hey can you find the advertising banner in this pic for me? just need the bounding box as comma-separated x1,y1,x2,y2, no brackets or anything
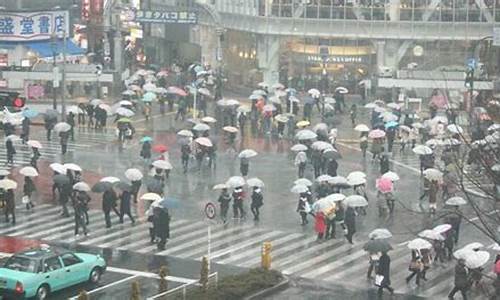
0,10,69,41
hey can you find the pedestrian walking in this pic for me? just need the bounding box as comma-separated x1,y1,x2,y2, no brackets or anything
78,103,86,125
447,212,462,245
23,176,35,210
44,117,55,141
360,137,368,158
448,258,470,299
315,211,326,241
30,147,41,171
102,188,119,228
74,193,88,236
250,187,263,221
232,186,245,218
75,190,90,225
326,158,338,177
376,251,394,297
59,131,69,155
67,112,76,141
154,206,170,250
181,143,191,173
380,154,390,174
240,157,250,177
140,140,152,164
4,189,15,224
5,139,15,166
294,151,307,178
58,183,72,217
21,117,30,144
131,179,142,203
146,205,156,243
367,250,381,279
119,190,135,224
406,250,424,285
344,205,356,244
218,188,231,223
349,104,357,126
297,193,311,225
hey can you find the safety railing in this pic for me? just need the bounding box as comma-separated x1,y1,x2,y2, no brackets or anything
147,272,218,300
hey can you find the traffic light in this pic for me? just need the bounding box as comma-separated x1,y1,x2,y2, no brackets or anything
12,97,25,108
0,91,25,109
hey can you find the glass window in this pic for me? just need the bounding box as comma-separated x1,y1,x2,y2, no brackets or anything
43,256,62,272
3,256,38,273
60,253,82,267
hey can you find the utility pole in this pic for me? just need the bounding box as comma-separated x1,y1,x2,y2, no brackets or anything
60,30,67,121
50,33,58,110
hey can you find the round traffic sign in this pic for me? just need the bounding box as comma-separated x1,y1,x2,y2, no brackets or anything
205,202,216,219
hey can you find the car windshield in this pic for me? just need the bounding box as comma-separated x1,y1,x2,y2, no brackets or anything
3,256,38,273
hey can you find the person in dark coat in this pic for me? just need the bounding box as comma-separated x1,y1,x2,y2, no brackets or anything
140,141,152,162
218,188,231,223
181,143,191,173
67,112,76,141
75,190,91,225
240,157,249,177
296,193,309,225
30,147,41,170
58,182,72,217
119,190,135,224
326,159,338,177
380,154,390,174
23,176,35,210
21,117,30,144
74,192,88,236
44,117,56,141
344,206,356,244
5,139,15,166
59,131,69,155
447,211,462,245
377,251,394,296
131,180,142,203
102,188,119,228
405,250,423,285
154,207,170,250
232,186,245,218
448,258,470,299
250,187,263,221
4,189,15,224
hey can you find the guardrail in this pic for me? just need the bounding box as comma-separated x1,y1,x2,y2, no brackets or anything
147,272,218,300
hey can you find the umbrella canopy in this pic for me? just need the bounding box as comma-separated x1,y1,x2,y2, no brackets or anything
412,145,433,155
152,160,173,170
324,193,346,202
408,238,433,250
387,102,401,110
213,183,229,190
347,177,366,186
198,88,211,96
291,184,309,194
141,193,162,202
329,176,349,186
195,137,213,147
344,195,368,207
423,168,443,181
296,129,317,140
433,224,452,234
140,136,153,143
335,87,349,94
296,120,310,127
252,89,267,96
445,196,467,206
223,126,238,133
125,168,143,181
63,163,82,172
269,96,281,104
226,176,246,188
100,176,120,184
464,251,490,269
376,177,393,193
308,88,320,96
54,122,71,132
364,103,377,109
116,182,132,192
316,175,333,183
313,123,328,133
247,177,265,188
142,92,157,102
201,116,217,123
119,100,133,106
0,170,10,176
154,197,180,209
116,107,135,117
368,129,386,139
384,121,399,129
238,149,258,159
5,135,21,142
0,179,17,190
66,105,84,115
382,171,400,182
312,197,337,212
275,114,289,123
90,99,102,106
152,144,168,153
27,140,42,149
117,117,132,123
294,178,313,186
248,94,262,101
98,104,112,114
177,130,194,137
447,124,463,134
368,229,393,240
53,174,70,185
73,182,91,192
272,83,285,89
354,124,370,132
193,123,211,131
237,106,251,113
49,163,67,174
418,229,444,241
291,144,308,152
347,171,366,180
143,83,157,92
463,242,484,251
22,108,39,119
363,239,393,253
311,141,334,151
167,86,188,96
489,243,500,251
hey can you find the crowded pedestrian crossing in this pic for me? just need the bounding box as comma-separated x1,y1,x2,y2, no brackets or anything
0,205,494,299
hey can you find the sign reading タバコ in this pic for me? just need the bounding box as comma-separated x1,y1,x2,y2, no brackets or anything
131,10,197,24
0,10,69,41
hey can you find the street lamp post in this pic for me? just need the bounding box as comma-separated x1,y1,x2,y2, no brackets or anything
50,34,58,110
60,30,67,121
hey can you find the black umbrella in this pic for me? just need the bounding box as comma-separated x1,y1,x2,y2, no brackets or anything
92,182,113,193
363,239,393,253
116,182,132,192
53,174,70,185
44,109,58,121
146,179,163,194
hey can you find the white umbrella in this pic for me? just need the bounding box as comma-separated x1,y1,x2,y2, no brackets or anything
433,224,452,234
0,170,10,176
198,88,211,96
324,193,346,202
311,141,334,151
464,251,490,269
54,122,71,132
122,90,135,96
27,140,42,149
347,171,366,180
294,178,313,186
63,163,82,172
155,87,168,94
454,248,471,260
329,176,348,186
291,144,308,152
316,175,333,182
193,123,211,131
347,177,366,186
226,176,246,188
364,103,377,109
308,88,320,96
177,130,194,137
272,83,285,89
49,163,67,174
5,135,21,142
407,238,433,250
119,100,133,106
100,176,120,184
213,183,229,190
90,99,102,106
152,160,173,170
73,182,91,192
447,124,463,134
201,116,217,123
275,90,286,97
247,177,265,188
387,102,401,110
19,166,38,177
463,242,484,251
423,168,443,181
116,107,135,117
125,168,143,181
354,124,370,132
445,196,467,206
66,105,84,115
296,129,317,140
143,83,157,92
98,104,112,114
313,123,328,133
269,96,281,104
335,87,349,94
257,82,269,88
382,171,400,181
418,229,444,241
488,243,500,251
238,149,258,159
368,229,393,240
412,145,433,155
312,197,336,212
0,179,17,190
344,195,368,207
195,137,213,147
291,184,309,194
141,193,162,202
252,89,267,96
223,126,238,133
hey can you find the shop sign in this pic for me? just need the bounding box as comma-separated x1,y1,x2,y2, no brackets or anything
131,10,197,24
0,53,7,67
306,55,367,64
0,10,69,41
0,79,7,88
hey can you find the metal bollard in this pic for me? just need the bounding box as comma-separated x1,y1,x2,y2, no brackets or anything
261,241,272,270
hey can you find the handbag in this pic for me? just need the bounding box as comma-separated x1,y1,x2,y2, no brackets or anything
374,275,384,287
409,260,424,271
22,195,30,204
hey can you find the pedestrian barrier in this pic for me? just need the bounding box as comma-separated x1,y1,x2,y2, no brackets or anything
147,272,218,300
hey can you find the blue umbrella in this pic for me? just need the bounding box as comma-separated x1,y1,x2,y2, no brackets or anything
157,197,180,209
22,108,39,119
140,136,153,143
385,121,399,128
142,92,156,102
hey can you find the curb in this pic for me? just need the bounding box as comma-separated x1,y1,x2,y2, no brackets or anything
243,276,290,300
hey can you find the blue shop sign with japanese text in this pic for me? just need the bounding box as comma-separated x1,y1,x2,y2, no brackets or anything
132,10,197,24
0,10,69,41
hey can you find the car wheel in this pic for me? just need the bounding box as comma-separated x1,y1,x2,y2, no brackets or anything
89,267,102,283
36,285,50,300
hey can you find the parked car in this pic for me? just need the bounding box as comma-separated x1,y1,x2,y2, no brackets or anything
0,246,106,299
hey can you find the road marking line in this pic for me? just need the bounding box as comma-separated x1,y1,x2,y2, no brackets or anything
106,266,197,284
69,275,139,299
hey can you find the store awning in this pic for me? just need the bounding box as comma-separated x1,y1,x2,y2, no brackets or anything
25,39,85,58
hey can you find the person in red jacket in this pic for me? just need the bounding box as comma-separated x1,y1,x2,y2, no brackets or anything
315,211,326,241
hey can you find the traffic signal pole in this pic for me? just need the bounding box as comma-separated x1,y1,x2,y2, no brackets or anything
60,30,67,121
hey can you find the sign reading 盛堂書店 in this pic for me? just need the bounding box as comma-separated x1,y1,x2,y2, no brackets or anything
0,10,69,41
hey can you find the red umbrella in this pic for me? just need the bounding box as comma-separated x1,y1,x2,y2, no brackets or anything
152,144,168,153
167,86,188,97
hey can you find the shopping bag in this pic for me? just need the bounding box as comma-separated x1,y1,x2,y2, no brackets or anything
374,275,384,287
22,196,30,204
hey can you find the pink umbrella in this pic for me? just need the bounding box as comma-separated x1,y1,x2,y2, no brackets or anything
376,177,393,193
167,86,188,97
368,129,386,139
